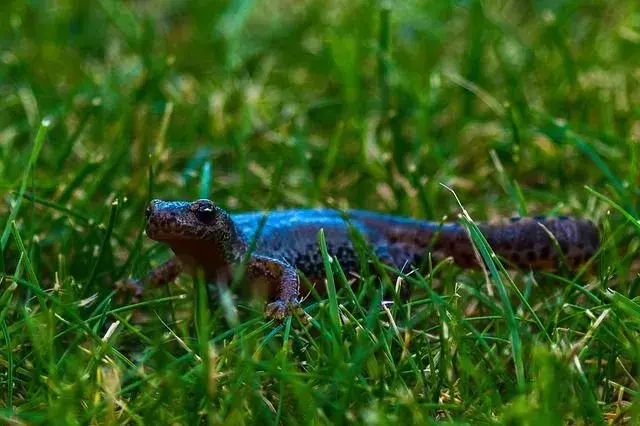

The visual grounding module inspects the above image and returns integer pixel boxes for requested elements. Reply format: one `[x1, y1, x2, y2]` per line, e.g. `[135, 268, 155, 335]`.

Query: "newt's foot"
[265, 299, 306, 323]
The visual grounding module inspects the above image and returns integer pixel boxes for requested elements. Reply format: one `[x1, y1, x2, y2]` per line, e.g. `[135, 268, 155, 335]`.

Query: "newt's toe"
[265, 300, 286, 320]
[265, 299, 305, 322]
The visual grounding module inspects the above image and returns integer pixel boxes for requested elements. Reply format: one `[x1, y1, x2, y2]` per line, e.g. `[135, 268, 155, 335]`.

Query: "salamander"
[122, 199, 600, 320]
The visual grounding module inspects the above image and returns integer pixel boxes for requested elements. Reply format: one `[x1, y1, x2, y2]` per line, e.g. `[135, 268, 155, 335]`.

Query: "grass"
[1, 0, 640, 424]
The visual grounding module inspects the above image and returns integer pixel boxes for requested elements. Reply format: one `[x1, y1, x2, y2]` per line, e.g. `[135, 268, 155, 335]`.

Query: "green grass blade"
[318, 229, 340, 332]
[1, 119, 50, 251]
[489, 149, 527, 215]
[1, 319, 12, 416]
[585, 186, 640, 234]
[86, 199, 120, 292]
[607, 289, 640, 325]
[199, 160, 212, 199]
[442, 184, 525, 390]
[274, 315, 292, 425]
[10, 221, 44, 309]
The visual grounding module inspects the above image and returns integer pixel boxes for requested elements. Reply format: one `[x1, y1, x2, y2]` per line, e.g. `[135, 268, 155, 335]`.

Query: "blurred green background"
[2, 0, 640, 424]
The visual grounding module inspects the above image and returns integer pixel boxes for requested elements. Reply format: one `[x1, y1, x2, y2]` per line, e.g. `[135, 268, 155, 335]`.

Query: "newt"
[122, 199, 600, 320]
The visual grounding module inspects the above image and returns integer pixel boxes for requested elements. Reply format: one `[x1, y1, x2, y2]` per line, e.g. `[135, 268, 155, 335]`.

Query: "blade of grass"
[585, 186, 640, 234]
[606, 289, 640, 325]
[0, 280, 16, 323]
[315, 121, 343, 202]
[441, 183, 525, 390]
[489, 150, 527, 215]
[10, 221, 44, 309]
[116, 160, 157, 282]
[274, 315, 292, 425]
[1, 319, 12, 416]
[86, 199, 120, 293]
[1, 119, 50, 251]
[568, 130, 629, 211]
[318, 229, 341, 333]
[199, 160, 212, 199]
[538, 116, 632, 212]
[194, 271, 215, 408]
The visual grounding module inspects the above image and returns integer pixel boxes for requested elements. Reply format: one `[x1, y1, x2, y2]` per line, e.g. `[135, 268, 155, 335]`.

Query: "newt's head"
[145, 199, 246, 262]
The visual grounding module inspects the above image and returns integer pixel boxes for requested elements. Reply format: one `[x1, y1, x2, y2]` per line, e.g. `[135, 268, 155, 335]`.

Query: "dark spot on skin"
[588, 227, 600, 248]
[511, 252, 521, 263]
[527, 251, 536, 262]
[540, 246, 550, 259]
[510, 217, 521, 223]
[558, 215, 570, 221]
[534, 215, 546, 221]
[461, 252, 473, 266]
[576, 243, 585, 250]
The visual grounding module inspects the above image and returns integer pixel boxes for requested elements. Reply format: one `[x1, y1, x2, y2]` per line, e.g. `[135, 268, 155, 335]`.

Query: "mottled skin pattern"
[124, 199, 600, 320]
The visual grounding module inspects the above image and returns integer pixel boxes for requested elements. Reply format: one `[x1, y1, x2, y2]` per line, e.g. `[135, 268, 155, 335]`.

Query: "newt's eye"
[195, 207, 215, 224]
[144, 206, 152, 219]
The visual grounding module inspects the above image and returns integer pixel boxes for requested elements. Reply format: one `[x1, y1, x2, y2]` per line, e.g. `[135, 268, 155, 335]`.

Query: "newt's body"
[126, 199, 600, 319]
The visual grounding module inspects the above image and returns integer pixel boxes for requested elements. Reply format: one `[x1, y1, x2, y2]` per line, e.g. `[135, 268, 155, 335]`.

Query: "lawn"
[1, 0, 640, 424]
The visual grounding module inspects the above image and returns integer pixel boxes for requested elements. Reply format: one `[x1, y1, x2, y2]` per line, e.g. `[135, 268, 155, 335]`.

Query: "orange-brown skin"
[125, 200, 600, 320]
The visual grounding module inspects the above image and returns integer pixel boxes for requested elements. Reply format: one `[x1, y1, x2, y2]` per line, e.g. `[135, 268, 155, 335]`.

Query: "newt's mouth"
[146, 220, 200, 241]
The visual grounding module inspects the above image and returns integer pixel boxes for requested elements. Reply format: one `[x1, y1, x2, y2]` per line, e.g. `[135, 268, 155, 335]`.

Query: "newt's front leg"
[245, 255, 303, 321]
[117, 256, 183, 300]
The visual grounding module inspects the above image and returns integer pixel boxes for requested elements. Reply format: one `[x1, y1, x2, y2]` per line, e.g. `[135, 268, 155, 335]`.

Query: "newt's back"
[231, 209, 600, 276]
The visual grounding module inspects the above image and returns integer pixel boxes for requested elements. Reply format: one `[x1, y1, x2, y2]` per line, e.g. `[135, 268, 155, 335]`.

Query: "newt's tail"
[441, 216, 600, 270]
[349, 210, 599, 270]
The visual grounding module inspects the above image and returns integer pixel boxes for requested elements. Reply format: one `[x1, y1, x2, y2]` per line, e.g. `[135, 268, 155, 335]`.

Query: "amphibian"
[123, 199, 600, 319]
